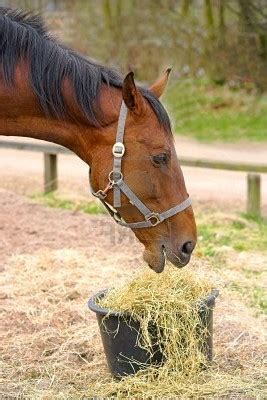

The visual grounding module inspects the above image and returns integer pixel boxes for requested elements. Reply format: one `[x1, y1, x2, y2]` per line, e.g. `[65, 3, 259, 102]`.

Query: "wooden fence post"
[44, 153, 58, 193]
[247, 173, 261, 217]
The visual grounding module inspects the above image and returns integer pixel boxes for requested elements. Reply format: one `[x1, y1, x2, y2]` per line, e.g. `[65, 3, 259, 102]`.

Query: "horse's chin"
[143, 248, 166, 273]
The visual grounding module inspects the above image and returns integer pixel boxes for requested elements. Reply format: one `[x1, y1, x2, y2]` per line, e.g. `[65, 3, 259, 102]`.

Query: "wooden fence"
[1, 140, 266, 217]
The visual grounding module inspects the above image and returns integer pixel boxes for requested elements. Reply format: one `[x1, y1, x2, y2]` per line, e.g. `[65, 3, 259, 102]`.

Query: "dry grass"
[0, 246, 266, 398]
[0, 250, 132, 398]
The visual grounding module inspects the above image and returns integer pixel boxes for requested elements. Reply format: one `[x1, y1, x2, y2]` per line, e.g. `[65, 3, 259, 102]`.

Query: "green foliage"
[197, 211, 267, 255]
[196, 211, 267, 315]
[230, 283, 267, 315]
[31, 192, 106, 215]
[8, 0, 267, 89]
[163, 78, 267, 142]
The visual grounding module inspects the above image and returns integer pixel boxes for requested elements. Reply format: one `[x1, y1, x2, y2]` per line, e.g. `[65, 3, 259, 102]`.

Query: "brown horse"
[0, 8, 197, 272]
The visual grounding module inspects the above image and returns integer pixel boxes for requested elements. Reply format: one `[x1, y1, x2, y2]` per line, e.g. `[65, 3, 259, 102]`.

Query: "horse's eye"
[152, 153, 169, 167]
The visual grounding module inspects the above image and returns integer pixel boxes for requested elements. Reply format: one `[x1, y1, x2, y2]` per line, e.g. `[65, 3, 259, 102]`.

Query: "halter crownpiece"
[90, 101, 192, 229]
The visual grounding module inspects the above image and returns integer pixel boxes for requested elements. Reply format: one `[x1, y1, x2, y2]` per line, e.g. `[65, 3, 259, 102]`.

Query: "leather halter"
[90, 101, 192, 229]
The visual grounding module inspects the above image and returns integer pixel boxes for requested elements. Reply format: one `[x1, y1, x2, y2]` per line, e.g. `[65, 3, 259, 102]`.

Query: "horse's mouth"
[143, 245, 189, 273]
[164, 246, 189, 268]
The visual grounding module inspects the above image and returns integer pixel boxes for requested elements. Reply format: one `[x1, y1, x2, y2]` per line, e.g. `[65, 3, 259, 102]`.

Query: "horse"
[0, 8, 197, 273]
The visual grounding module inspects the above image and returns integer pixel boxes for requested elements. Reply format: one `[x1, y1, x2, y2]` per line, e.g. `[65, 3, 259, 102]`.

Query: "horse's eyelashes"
[152, 153, 169, 167]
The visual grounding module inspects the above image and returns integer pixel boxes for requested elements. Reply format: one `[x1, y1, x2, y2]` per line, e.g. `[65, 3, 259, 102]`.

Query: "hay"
[1, 249, 266, 398]
[88, 267, 265, 398]
[99, 267, 212, 374]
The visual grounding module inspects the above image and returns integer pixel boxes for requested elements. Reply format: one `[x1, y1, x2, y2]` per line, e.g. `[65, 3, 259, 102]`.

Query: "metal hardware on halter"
[112, 142, 125, 158]
[108, 171, 123, 184]
[92, 182, 113, 200]
[90, 100, 192, 229]
[145, 212, 161, 226]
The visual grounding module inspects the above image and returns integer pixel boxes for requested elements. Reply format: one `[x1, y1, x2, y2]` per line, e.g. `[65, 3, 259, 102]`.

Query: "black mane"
[0, 7, 171, 129]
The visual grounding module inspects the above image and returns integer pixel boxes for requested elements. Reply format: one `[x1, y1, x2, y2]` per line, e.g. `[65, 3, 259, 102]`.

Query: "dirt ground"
[0, 189, 142, 397]
[0, 189, 266, 398]
[0, 137, 266, 397]
[0, 189, 142, 264]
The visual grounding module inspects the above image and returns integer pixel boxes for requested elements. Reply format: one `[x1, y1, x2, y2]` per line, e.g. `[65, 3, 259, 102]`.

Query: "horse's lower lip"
[144, 245, 188, 273]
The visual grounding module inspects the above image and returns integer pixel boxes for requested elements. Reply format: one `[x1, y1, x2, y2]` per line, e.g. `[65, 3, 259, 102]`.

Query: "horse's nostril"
[181, 241, 194, 256]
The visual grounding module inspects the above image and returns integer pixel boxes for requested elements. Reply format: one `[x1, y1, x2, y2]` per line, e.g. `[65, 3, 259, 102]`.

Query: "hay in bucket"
[89, 266, 265, 398]
[99, 266, 213, 373]
[91, 267, 211, 396]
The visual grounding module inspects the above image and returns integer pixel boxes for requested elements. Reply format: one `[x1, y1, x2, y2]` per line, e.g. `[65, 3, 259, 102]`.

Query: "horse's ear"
[122, 72, 144, 114]
[149, 68, 171, 98]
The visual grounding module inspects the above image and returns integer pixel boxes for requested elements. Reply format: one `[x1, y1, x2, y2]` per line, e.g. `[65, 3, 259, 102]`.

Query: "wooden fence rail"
[0, 140, 266, 217]
[179, 157, 267, 174]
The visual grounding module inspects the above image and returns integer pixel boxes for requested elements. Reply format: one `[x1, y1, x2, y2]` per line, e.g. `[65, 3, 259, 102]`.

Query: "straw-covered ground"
[0, 190, 266, 398]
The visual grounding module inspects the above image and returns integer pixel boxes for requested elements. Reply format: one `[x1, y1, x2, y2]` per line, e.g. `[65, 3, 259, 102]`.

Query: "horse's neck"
[0, 76, 120, 165]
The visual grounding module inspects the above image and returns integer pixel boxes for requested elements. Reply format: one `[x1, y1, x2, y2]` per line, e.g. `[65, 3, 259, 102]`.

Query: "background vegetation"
[1, 0, 267, 142]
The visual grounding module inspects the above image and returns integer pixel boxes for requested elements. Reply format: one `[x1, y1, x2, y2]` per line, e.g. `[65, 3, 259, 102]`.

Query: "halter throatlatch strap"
[91, 100, 192, 229]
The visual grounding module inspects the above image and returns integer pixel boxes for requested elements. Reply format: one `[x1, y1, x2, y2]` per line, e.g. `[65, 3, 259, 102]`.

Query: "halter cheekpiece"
[90, 101, 191, 229]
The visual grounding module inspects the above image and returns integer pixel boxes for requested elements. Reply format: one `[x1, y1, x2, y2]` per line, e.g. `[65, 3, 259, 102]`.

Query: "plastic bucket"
[88, 288, 219, 378]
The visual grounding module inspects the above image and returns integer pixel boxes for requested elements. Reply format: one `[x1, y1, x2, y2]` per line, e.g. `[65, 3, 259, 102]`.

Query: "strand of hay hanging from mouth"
[90, 267, 264, 398]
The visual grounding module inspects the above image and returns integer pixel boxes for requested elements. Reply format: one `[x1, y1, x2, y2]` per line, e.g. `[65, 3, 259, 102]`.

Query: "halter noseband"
[90, 101, 191, 229]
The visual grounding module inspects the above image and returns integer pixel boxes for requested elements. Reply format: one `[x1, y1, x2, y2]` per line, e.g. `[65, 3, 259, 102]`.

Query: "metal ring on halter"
[108, 171, 123, 184]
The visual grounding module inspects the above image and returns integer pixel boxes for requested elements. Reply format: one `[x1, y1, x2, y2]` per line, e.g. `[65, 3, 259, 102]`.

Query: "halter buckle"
[145, 212, 161, 226]
[112, 142, 125, 158]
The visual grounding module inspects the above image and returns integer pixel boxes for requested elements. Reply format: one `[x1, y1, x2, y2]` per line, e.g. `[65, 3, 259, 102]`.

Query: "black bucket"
[88, 288, 219, 378]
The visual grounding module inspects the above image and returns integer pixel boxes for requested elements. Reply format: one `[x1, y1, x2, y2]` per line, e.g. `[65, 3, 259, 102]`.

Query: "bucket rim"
[88, 288, 219, 317]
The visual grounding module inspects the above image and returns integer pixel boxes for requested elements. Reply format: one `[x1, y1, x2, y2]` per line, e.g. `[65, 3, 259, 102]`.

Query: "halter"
[90, 101, 191, 229]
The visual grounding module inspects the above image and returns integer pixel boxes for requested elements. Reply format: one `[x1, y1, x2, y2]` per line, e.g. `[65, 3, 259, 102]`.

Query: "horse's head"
[0, 8, 196, 272]
[90, 71, 197, 272]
